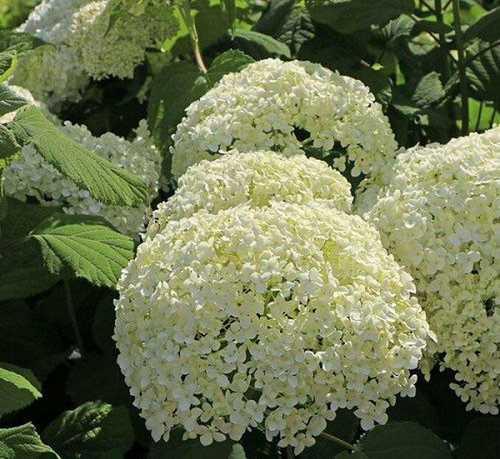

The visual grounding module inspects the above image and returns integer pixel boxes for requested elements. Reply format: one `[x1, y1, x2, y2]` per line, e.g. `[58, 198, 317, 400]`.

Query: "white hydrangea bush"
[148, 151, 353, 237]
[171, 58, 397, 188]
[12, 0, 178, 106]
[114, 202, 431, 453]
[4, 120, 161, 235]
[365, 127, 500, 414]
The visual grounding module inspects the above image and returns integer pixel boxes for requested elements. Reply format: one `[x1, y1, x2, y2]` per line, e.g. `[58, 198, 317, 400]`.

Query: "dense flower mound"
[149, 151, 352, 237]
[4, 120, 160, 235]
[365, 127, 500, 414]
[12, 0, 177, 105]
[171, 58, 397, 184]
[114, 202, 430, 453]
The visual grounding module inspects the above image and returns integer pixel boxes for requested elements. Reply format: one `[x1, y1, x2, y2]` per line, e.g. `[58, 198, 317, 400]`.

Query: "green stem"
[178, 1, 207, 73]
[435, 0, 457, 137]
[64, 280, 84, 356]
[488, 108, 497, 129]
[319, 431, 356, 451]
[452, 0, 469, 135]
[475, 100, 483, 131]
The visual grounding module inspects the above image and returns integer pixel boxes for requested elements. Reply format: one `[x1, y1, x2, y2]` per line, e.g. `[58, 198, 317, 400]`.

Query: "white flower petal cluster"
[12, 0, 177, 105]
[4, 120, 161, 235]
[115, 201, 430, 453]
[171, 58, 397, 185]
[365, 127, 500, 414]
[149, 151, 352, 237]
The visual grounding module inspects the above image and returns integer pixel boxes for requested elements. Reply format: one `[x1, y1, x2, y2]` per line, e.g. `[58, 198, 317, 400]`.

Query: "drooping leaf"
[30, 214, 135, 288]
[357, 422, 452, 459]
[455, 418, 500, 459]
[306, 0, 415, 34]
[42, 402, 134, 459]
[205, 49, 255, 86]
[466, 41, 500, 108]
[412, 71, 445, 108]
[231, 29, 291, 58]
[464, 6, 500, 43]
[0, 364, 42, 417]
[9, 106, 148, 207]
[254, 0, 315, 55]
[0, 124, 20, 160]
[0, 423, 60, 459]
[0, 84, 28, 118]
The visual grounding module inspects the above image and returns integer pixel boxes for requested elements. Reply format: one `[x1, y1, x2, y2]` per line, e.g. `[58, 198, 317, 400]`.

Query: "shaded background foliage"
[0, 0, 499, 458]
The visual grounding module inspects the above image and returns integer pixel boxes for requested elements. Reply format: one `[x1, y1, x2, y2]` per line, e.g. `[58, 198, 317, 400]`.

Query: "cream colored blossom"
[149, 151, 352, 237]
[171, 58, 397, 188]
[115, 202, 430, 454]
[365, 127, 500, 414]
[4, 120, 160, 235]
[12, 0, 177, 106]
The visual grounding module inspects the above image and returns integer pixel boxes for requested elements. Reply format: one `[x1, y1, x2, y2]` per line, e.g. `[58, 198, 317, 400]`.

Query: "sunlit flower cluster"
[4, 120, 160, 235]
[115, 199, 430, 453]
[171, 58, 397, 187]
[148, 151, 352, 238]
[365, 128, 500, 414]
[12, 0, 177, 106]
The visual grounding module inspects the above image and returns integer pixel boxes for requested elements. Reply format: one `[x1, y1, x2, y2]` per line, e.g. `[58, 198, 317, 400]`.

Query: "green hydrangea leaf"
[10, 106, 148, 207]
[0, 84, 28, 117]
[30, 213, 135, 288]
[0, 423, 60, 459]
[357, 422, 452, 459]
[0, 364, 42, 417]
[42, 402, 134, 459]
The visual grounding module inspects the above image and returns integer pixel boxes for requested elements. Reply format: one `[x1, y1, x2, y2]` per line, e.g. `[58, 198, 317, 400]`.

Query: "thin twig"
[319, 431, 356, 451]
[64, 280, 84, 356]
[421, 0, 435, 12]
[178, 1, 207, 73]
[452, 0, 469, 135]
[489, 108, 497, 128]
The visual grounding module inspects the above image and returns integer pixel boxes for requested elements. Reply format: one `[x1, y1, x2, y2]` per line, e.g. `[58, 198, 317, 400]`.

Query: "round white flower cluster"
[148, 151, 352, 238]
[4, 119, 161, 235]
[365, 127, 500, 414]
[12, 0, 177, 106]
[171, 58, 397, 187]
[115, 155, 430, 452]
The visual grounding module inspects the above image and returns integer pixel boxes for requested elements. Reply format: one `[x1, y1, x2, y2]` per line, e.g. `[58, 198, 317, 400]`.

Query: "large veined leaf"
[0, 199, 61, 300]
[0, 84, 28, 117]
[9, 106, 148, 207]
[0, 124, 20, 160]
[464, 6, 500, 43]
[306, 0, 415, 34]
[0, 50, 17, 84]
[254, 0, 315, 56]
[356, 422, 452, 459]
[232, 29, 291, 58]
[205, 49, 255, 86]
[0, 423, 60, 459]
[42, 402, 134, 458]
[0, 364, 42, 417]
[30, 214, 135, 288]
[466, 41, 500, 109]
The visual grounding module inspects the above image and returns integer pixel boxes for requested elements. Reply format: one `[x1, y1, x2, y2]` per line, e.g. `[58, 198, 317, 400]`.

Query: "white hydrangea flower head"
[4, 120, 161, 235]
[171, 58, 397, 185]
[365, 127, 500, 414]
[148, 151, 353, 237]
[13, 0, 177, 105]
[114, 202, 430, 454]
[10, 44, 89, 107]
